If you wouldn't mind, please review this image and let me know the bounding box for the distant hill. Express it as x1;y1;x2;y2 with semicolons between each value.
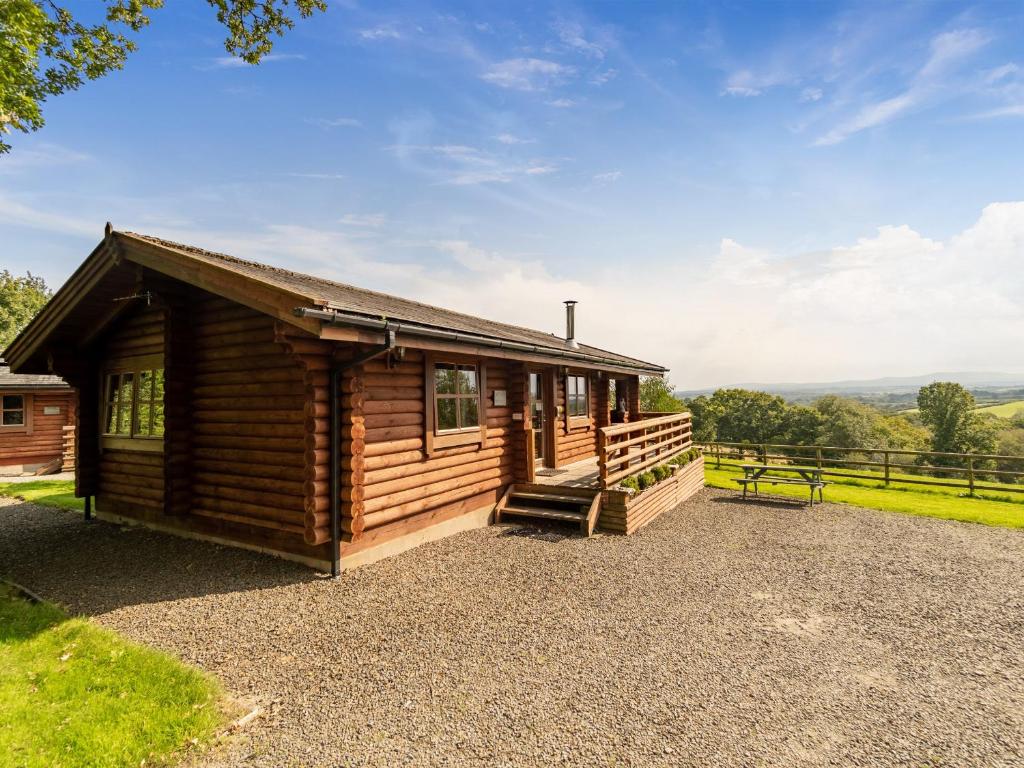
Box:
680;372;1024;397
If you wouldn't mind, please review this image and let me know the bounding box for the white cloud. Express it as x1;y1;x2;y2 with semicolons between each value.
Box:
389;143;560;186
306;117;362;128
359;25;402;41
495;133;535;145
800;86;823;102
962;104;1024;120
545;98;577;108
481;58;574;91
592;170;622;184
524;164;557;176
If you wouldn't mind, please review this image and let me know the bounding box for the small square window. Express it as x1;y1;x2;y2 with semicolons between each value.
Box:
1;394;25;427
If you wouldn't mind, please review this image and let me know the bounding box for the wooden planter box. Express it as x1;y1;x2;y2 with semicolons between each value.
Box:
600;456;704;535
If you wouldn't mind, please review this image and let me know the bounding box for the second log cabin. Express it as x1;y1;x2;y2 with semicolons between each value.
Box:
4;227;688;572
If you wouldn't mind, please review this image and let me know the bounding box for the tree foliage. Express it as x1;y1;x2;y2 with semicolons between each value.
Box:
0;270;51;351
916;381;992;455
638;377;684;413
0;0;327;153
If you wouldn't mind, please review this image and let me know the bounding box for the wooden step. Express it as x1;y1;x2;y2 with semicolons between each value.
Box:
508;491;591;506
502;505;587;522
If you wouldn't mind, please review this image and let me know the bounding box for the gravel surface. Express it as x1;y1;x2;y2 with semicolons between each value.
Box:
2;489;1023;767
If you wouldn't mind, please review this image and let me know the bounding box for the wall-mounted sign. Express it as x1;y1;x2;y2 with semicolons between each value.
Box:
43;406;61;416
512;413;523;421
493;389;507;407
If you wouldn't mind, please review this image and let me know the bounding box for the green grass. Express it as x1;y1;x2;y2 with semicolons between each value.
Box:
0;480;82;512
705;463;1024;528
0;584;226;768
975;399;1024;418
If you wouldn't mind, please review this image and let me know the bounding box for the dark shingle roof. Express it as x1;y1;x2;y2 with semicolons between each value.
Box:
0;359;69;390
124;232;666;373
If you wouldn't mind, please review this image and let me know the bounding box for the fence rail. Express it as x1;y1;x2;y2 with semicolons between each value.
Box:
598;412;693;488
701;441;1024;496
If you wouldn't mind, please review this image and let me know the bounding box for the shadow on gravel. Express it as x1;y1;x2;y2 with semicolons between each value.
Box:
709;494;815;510
0;501;318;616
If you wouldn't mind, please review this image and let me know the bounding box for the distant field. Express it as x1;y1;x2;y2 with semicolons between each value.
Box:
976;400;1024;418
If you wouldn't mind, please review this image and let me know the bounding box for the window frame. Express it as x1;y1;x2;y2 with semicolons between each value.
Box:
100;354;165;453
0;392;32;434
425;353;488;454
565;371;591;430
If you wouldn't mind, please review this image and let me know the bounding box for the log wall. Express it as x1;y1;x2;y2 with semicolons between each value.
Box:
0;391;77;469
555;371;602;467
347;349;516;555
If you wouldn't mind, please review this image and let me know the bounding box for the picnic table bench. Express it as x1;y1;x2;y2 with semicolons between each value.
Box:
735;464;828;505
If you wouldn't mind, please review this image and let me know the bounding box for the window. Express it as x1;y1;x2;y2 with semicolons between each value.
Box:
567;374;589;418
1;394;25;427
434;363;480;432
425;356;487;454
103;367;165;440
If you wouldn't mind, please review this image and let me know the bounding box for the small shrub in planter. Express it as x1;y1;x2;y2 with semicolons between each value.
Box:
653;464;672;482
619;475;640;493
638;471;656;490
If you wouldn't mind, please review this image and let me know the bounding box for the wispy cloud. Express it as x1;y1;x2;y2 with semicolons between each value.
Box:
800;86;823;102
359;25;402;41
815;27;989;146
340;213;387;227
546;98;577;108
481;58;574;91
590;68;617;86
592;170;622;184
495;133;535;145
0;143;92;173
202;53;306;69
388;143;560;186
305;117;362;129
552;19;608;60
286;172;346;180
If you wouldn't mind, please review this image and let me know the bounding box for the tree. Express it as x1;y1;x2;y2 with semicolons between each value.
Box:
917;382;978;454
686;394;721;443
779;404;822;445
706;388;788;444
1;0;327;153
0;270;51;351
639;376;684;413
813;395;880;448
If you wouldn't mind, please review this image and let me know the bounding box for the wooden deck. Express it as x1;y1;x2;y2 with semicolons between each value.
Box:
534;456;602;489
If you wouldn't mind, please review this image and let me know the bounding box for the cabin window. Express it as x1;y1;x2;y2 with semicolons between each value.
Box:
434;363;480;431
1;394;26;427
425;356;488;454
567;374;589;420
103;367;165;441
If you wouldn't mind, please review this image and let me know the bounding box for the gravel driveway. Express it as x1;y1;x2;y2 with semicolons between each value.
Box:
2;489;1023;767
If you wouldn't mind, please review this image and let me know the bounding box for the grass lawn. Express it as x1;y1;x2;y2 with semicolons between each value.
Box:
705;463;1024;529
0;584;226;768
975;399;1024;418
0;480;82;512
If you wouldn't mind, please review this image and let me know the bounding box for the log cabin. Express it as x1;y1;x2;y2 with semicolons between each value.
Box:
0;360;76;476
4;225;698;572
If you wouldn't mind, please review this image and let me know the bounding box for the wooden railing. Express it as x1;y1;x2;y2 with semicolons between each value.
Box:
598;412;693;489
61;425;76;472
702;441;1024;496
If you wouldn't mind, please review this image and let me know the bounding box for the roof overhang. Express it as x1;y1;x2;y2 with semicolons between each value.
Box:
296;307;668;377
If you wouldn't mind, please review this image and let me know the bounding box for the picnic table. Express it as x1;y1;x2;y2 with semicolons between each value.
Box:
735;464;827;505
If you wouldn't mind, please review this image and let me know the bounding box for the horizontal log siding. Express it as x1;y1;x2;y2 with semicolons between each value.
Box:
350;350;514;553
556;372;600;466
189;297;308;543
0;391;77;467
600;457;704;534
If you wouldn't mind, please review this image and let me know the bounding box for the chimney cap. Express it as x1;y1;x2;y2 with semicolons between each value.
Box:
563;299;578;306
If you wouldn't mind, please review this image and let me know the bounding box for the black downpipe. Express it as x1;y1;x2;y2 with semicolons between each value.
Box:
329;367;341;577
328;329;397;579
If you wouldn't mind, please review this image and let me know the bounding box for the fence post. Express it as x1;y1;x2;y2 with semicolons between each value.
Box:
716;442;721;469
884;451;890;487
815;447;822;471
967;456;975;497
760;443;768;464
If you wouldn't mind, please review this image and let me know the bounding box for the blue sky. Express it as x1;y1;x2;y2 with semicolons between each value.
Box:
3;0;1023;387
